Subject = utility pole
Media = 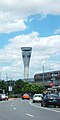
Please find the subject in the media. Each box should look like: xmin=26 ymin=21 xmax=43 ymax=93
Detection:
xmin=43 ymin=65 xmax=44 ymax=82
xmin=0 ymin=72 xmax=1 ymax=80
xmin=6 ymin=73 xmax=8 ymax=81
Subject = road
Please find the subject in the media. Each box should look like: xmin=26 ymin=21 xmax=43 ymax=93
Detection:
xmin=0 ymin=98 xmax=60 ymax=120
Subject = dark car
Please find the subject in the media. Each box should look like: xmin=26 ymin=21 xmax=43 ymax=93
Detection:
xmin=41 ymin=94 xmax=60 ymax=107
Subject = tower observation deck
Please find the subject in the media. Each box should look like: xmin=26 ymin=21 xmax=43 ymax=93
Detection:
xmin=21 ymin=47 xmax=32 ymax=80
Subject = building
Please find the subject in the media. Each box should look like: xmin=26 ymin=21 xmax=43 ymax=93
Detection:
xmin=34 ymin=70 xmax=60 ymax=86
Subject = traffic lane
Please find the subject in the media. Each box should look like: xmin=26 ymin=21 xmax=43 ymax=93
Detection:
xmin=0 ymin=98 xmax=60 ymax=120
xmin=0 ymin=99 xmax=35 ymax=120
xmin=0 ymin=99 xmax=29 ymax=120
xmin=25 ymin=100 xmax=60 ymax=120
xmin=0 ymin=99 xmax=59 ymax=120
xmin=0 ymin=99 xmax=20 ymax=120
xmin=10 ymin=98 xmax=60 ymax=120
xmin=30 ymin=101 xmax=60 ymax=112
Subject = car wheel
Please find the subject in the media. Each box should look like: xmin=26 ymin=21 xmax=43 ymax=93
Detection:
xmin=33 ymin=100 xmax=35 ymax=103
xmin=22 ymin=98 xmax=24 ymax=100
xmin=58 ymin=105 xmax=60 ymax=108
xmin=41 ymin=101 xmax=45 ymax=107
xmin=28 ymin=98 xmax=30 ymax=100
xmin=41 ymin=101 xmax=48 ymax=107
xmin=41 ymin=102 xmax=43 ymax=107
xmin=45 ymin=104 xmax=49 ymax=107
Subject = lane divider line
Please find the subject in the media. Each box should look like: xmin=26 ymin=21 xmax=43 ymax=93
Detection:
xmin=13 ymin=107 xmax=16 ymax=110
xmin=26 ymin=113 xmax=34 ymax=117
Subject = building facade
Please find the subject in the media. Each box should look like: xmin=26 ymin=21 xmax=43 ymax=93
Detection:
xmin=34 ymin=70 xmax=60 ymax=82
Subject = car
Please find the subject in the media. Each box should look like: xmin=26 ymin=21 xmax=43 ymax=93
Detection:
xmin=0 ymin=94 xmax=8 ymax=100
xmin=32 ymin=94 xmax=43 ymax=103
xmin=0 ymin=95 xmax=2 ymax=101
xmin=22 ymin=93 xmax=30 ymax=100
xmin=41 ymin=94 xmax=60 ymax=107
xmin=5 ymin=95 xmax=9 ymax=100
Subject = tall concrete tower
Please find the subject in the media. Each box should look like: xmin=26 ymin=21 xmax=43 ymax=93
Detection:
xmin=21 ymin=47 xmax=32 ymax=80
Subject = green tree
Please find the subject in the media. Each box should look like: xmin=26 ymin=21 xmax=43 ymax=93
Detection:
xmin=13 ymin=79 xmax=25 ymax=94
xmin=21 ymin=82 xmax=31 ymax=93
xmin=13 ymin=79 xmax=44 ymax=94
xmin=0 ymin=80 xmax=8 ymax=93
xmin=30 ymin=83 xmax=44 ymax=94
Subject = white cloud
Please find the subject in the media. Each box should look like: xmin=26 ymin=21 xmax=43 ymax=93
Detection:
xmin=0 ymin=0 xmax=60 ymax=33
xmin=0 ymin=32 xmax=60 ymax=79
xmin=0 ymin=12 xmax=26 ymax=33
xmin=0 ymin=0 xmax=60 ymax=80
xmin=54 ymin=28 xmax=60 ymax=35
xmin=0 ymin=0 xmax=60 ymax=15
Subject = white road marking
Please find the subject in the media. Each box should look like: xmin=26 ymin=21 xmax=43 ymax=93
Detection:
xmin=13 ymin=107 xmax=16 ymax=110
xmin=26 ymin=113 xmax=34 ymax=117
xmin=29 ymin=100 xmax=60 ymax=113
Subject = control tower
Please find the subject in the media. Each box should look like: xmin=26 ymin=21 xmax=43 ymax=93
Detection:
xmin=21 ymin=47 xmax=32 ymax=80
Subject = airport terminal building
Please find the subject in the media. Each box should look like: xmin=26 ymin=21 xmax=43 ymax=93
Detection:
xmin=34 ymin=70 xmax=60 ymax=83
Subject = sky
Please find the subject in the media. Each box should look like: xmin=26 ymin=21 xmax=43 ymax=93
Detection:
xmin=0 ymin=0 xmax=60 ymax=80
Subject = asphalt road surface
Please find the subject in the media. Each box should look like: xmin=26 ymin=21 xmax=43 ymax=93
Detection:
xmin=0 ymin=98 xmax=60 ymax=120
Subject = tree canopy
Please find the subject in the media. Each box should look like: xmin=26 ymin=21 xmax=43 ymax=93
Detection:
xmin=0 ymin=79 xmax=45 ymax=95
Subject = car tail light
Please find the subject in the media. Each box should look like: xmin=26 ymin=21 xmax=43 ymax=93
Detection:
xmin=48 ymin=97 xmax=50 ymax=100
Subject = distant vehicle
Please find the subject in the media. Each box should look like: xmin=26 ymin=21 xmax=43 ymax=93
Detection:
xmin=4 ymin=95 xmax=9 ymax=100
xmin=32 ymin=94 xmax=43 ymax=103
xmin=41 ymin=94 xmax=60 ymax=107
xmin=0 ymin=89 xmax=8 ymax=101
xmin=0 ymin=95 xmax=2 ymax=101
xmin=0 ymin=94 xmax=8 ymax=101
xmin=22 ymin=93 xmax=30 ymax=100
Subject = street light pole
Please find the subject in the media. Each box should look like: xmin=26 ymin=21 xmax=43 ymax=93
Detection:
xmin=43 ymin=65 xmax=44 ymax=82
xmin=0 ymin=72 xmax=1 ymax=80
xmin=6 ymin=73 xmax=8 ymax=81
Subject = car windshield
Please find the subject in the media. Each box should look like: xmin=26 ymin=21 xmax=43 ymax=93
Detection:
xmin=45 ymin=94 xmax=58 ymax=99
xmin=49 ymin=94 xmax=58 ymax=98
xmin=34 ymin=94 xmax=42 ymax=97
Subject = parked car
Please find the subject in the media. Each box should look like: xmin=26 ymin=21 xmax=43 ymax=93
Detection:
xmin=32 ymin=94 xmax=43 ymax=103
xmin=0 ymin=95 xmax=2 ymax=101
xmin=41 ymin=94 xmax=60 ymax=107
xmin=5 ymin=95 xmax=9 ymax=100
xmin=22 ymin=93 xmax=30 ymax=100
xmin=0 ymin=94 xmax=8 ymax=101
